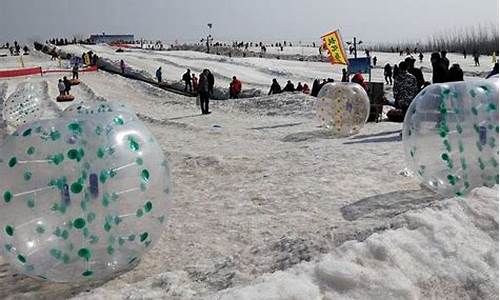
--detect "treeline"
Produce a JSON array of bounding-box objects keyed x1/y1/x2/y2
[{"x1": 371, "y1": 25, "x2": 499, "y2": 55}]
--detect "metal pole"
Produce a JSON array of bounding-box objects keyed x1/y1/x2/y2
[{"x1": 353, "y1": 37, "x2": 357, "y2": 59}]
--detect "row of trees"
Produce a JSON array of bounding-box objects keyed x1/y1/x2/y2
[{"x1": 371, "y1": 25, "x2": 499, "y2": 55}]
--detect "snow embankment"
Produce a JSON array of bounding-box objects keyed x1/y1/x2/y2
[
  {"x1": 211, "y1": 187, "x2": 498, "y2": 300},
  {"x1": 72, "y1": 187, "x2": 498, "y2": 300}
]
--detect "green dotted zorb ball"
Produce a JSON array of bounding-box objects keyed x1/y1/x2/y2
[
  {"x1": 0, "y1": 102, "x2": 171, "y2": 282},
  {"x1": 403, "y1": 79, "x2": 499, "y2": 197}
]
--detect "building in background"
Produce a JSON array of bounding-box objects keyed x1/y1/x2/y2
[{"x1": 89, "y1": 33, "x2": 135, "y2": 44}]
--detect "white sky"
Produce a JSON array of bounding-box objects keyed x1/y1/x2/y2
[{"x1": 0, "y1": 0, "x2": 498, "y2": 44}]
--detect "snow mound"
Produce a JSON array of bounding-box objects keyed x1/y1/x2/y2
[
  {"x1": 70, "y1": 187, "x2": 498, "y2": 300},
  {"x1": 210, "y1": 187, "x2": 498, "y2": 300}
]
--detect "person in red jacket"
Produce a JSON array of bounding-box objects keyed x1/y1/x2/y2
[
  {"x1": 191, "y1": 73, "x2": 198, "y2": 92},
  {"x1": 351, "y1": 72, "x2": 368, "y2": 91},
  {"x1": 302, "y1": 83, "x2": 310, "y2": 94},
  {"x1": 229, "y1": 76, "x2": 242, "y2": 99}
]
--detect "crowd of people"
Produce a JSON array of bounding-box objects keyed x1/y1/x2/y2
[
  {"x1": 104, "y1": 46, "x2": 499, "y2": 118},
  {"x1": 0, "y1": 41, "x2": 29, "y2": 56},
  {"x1": 387, "y1": 50, "x2": 468, "y2": 116}
]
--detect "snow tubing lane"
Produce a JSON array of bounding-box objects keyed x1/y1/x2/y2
[{"x1": 100, "y1": 67, "x2": 196, "y2": 97}]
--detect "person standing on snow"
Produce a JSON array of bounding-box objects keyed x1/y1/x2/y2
[
  {"x1": 229, "y1": 76, "x2": 242, "y2": 99},
  {"x1": 72, "y1": 64, "x2": 79, "y2": 80},
  {"x1": 63, "y1": 76, "x2": 71, "y2": 95},
  {"x1": 310, "y1": 79, "x2": 321, "y2": 96},
  {"x1": 405, "y1": 57, "x2": 425, "y2": 90},
  {"x1": 191, "y1": 73, "x2": 198, "y2": 92},
  {"x1": 431, "y1": 52, "x2": 448, "y2": 83},
  {"x1": 393, "y1": 61, "x2": 418, "y2": 113},
  {"x1": 182, "y1": 69, "x2": 192, "y2": 92},
  {"x1": 207, "y1": 70, "x2": 215, "y2": 98},
  {"x1": 58, "y1": 79, "x2": 66, "y2": 96},
  {"x1": 473, "y1": 51, "x2": 480, "y2": 67},
  {"x1": 418, "y1": 52, "x2": 424, "y2": 63},
  {"x1": 341, "y1": 69, "x2": 349, "y2": 82},
  {"x1": 198, "y1": 70, "x2": 211, "y2": 114},
  {"x1": 384, "y1": 64, "x2": 393, "y2": 85},
  {"x1": 156, "y1": 67, "x2": 162, "y2": 83},
  {"x1": 372, "y1": 56, "x2": 377, "y2": 66},
  {"x1": 120, "y1": 60, "x2": 126, "y2": 74},
  {"x1": 440, "y1": 50, "x2": 450, "y2": 69}
]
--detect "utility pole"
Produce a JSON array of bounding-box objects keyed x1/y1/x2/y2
[
  {"x1": 346, "y1": 37, "x2": 363, "y2": 58},
  {"x1": 206, "y1": 23, "x2": 213, "y2": 54}
]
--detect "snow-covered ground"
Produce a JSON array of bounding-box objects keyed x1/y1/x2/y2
[
  {"x1": 58, "y1": 44, "x2": 495, "y2": 93},
  {"x1": 0, "y1": 49, "x2": 498, "y2": 300}
]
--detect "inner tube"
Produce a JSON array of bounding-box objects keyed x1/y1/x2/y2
[
  {"x1": 57, "y1": 95, "x2": 75, "y2": 102},
  {"x1": 386, "y1": 109, "x2": 406, "y2": 123},
  {"x1": 69, "y1": 79, "x2": 81, "y2": 86}
]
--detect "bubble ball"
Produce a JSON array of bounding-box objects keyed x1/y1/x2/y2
[
  {"x1": 0, "y1": 101, "x2": 172, "y2": 282},
  {"x1": 403, "y1": 80, "x2": 499, "y2": 197},
  {"x1": 316, "y1": 82, "x2": 370, "y2": 137},
  {"x1": 3, "y1": 81, "x2": 45, "y2": 128}
]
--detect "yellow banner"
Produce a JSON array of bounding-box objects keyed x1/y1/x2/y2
[{"x1": 321, "y1": 30, "x2": 348, "y2": 65}]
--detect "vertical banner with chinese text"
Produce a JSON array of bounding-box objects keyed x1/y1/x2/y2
[{"x1": 321, "y1": 30, "x2": 348, "y2": 65}]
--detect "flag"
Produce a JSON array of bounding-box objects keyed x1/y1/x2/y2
[{"x1": 321, "y1": 30, "x2": 348, "y2": 65}]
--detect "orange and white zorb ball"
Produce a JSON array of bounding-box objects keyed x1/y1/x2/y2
[{"x1": 316, "y1": 82, "x2": 370, "y2": 137}]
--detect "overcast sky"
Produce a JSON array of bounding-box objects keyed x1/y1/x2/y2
[{"x1": 0, "y1": 0, "x2": 498, "y2": 44}]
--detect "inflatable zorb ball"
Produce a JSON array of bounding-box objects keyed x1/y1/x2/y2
[
  {"x1": 0, "y1": 102, "x2": 171, "y2": 282},
  {"x1": 403, "y1": 80, "x2": 499, "y2": 196},
  {"x1": 316, "y1": 82, "x2": 370, "y2": 137},
  {"x1": 3, "y1": 81, "x2": 45, "y2": 128}
]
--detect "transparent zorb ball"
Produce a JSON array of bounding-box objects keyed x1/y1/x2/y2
[
  {"x1": 3, "y1": 80, "x2": 45, "y2": 128},
  {"x1": 403, "y1": 80, "x2": 499, "y2": 196},
  {"x1": 0, "y1": 101, "x2": 171, "y2": 282},
  {"x1": 316, "y1": 82, "x2": 370, "y2": 137}
]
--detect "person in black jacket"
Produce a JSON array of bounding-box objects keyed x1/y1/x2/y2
[
  {"x1": 384, "y1": 64, "x2": 393, "y2": 85},
  {"x1": 447, "y1": 64, "x2": 464, "y2": 82},
  {"x1": 405, "y1": 57, "x2": 425, "y2": 90},
  {"x1": 341, "y1": 69, "x2": 349, "y2": 82},
  {"x1": 440, "y1": 50, "x2": 450, "y2": 69},
  {"x1": 310, "y1": 79, "x2": 321, "y2": 97},
  {"x1": 63, "y1": 76, "x2": 71, "y2": 95},
  {"x1": 282, "y1": 80, "x2": 295, "y2": 92},
  {"x1": 182, "y1": 69, "x2": 192, "y2": 92},
  {"x1": 206, "y1": 69, "x2": 215, "y2": 97},
  {"x1": 431, "y1": 52, "x2": 448, "y2": 83},
  {"x1": 268, "y1": 79, "x2": 281, "y2": 95},
  {"x1": 198, "y1": 70, "x2": 211, "y2": 114}
]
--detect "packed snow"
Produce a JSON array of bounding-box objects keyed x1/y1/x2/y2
[
  {"x1": 58, "y1": 44, "x2": 496, "y2": 93},
  {"x1": 0, "y1": 48, "x2": 497, "y2": 300}
]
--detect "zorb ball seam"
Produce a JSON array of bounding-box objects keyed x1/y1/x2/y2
[
  {"x1": 0, "y1": 102, "x2": 171, "y2": 282},
  {"x1": 316, "y1": 83, "x2": 370, "y2": 137},
  {"x1": 403, "y1": 80, "x2": 499, "y2": 197}
]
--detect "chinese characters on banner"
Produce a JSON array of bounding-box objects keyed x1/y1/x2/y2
[{"x1": 321, "y1": 30, "x2": 348, "y2": 65}]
